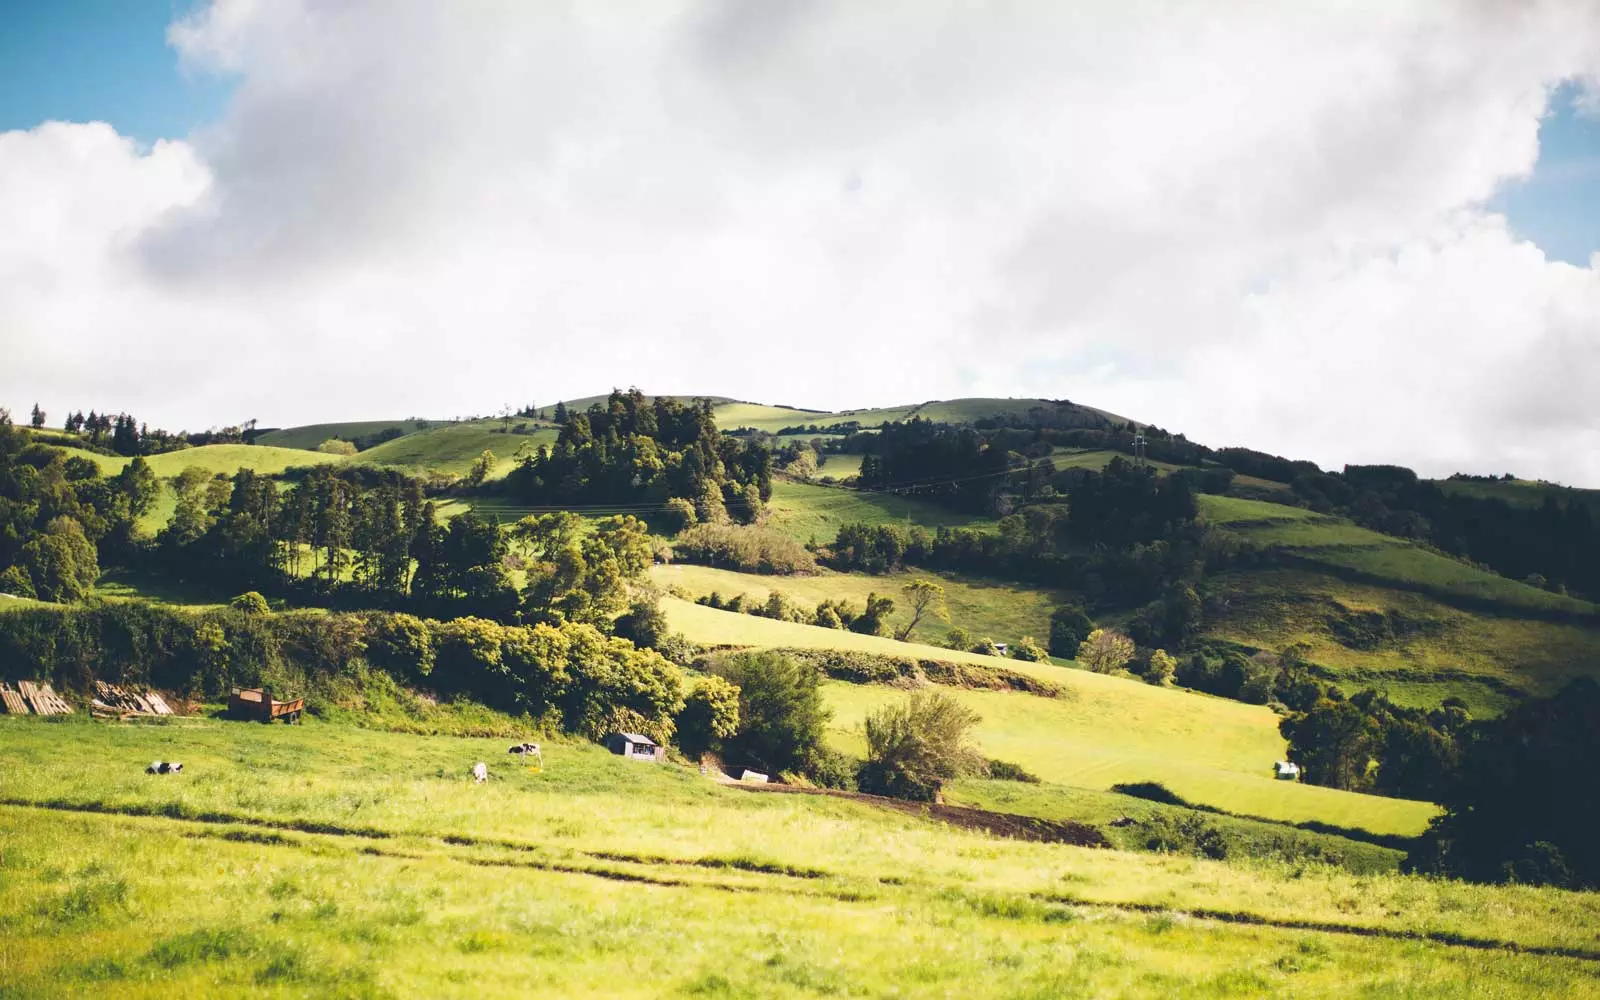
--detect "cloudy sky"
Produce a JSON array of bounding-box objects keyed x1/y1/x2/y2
[{"x1": 3, "y1": 1, "x2": 1600, "y2": 484}]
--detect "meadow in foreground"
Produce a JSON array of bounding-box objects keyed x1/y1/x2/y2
[{"x1": 3, "y1": 716, "x2": 1598, "y2": 998}]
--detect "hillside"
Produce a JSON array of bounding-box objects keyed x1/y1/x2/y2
[{"x1": 253, "y1": 418, "x2": 424, "y2": 451}]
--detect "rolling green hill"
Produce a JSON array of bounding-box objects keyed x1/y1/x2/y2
[
  {"x1": 355, "y1": 421, "x2": 558, "y2": 478},
  {"x1": 253, "y1": 419, "x2": 425, "y2": 451}
]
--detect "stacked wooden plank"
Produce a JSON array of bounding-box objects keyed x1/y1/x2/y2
[
  {"x1": 17, "y1": 681, "x2": 73, "y2": 715},
  {"x1": 0, "y1": 683, "x2": 28, "y2": 715},
  {"x1": 92, "y1": 682, "x2": 176, "y2": 717}
]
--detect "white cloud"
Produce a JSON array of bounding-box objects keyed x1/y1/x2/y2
[{"x1": 3, "y1": 0, "x2": 1600, "y2": 482}]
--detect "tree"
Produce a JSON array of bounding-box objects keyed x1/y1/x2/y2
[
  {"x1": 850, "y1": 592, "x2": 895, "y2": 637},
  {"x1": 29, "y1": 403, "x2": 44, "y2": 429},
  {"x1": 614, "y1": 595, "x2": 669, "y2": 649},
  {"x1": 706, "y1": 651, "x2": 829, "y2": 774},
  {"x1": 317, "y1": 438, "x2": 358, "y2": 457},
  {"x1": 662, "y1": 497, "x2": 697, "y2": 534},
  {"x1": 1279, "y1": 699, "x2": 1379, "y2": 791},
  {"x1": 1011, "y1": 636, "x2": 1048, "y2": 662},
  {"x1": 943, "y1": 626, "x2": 972, "y2": 651},
  {"x1": 676, "y1": 675, "x2": 741, "y2": 757},
  {"x1": 894, "y1": 579, "x2": 948, "y2": 641},
  {"x1": 19, "y1": 516, "x2": 99, "y2": 603},
  {"x1": 857, "y1": 691, "x2": 984, "y2": 801},
  {"x1": 1147, "y1": 648, "x2": 1177, "y2": 686},
  {"x1": 1076, "y1": 629, "x2": 1135, "y2": 673},
  {"x1": 1409, "y1": 679, "x2": 1600, "y2": 887},
  {"x1": 466, "y1": 449, "x2": 496, "y2": 487},
  {"x1": 1048, "y1": 605, "x2": 1094, "y2": 658}
]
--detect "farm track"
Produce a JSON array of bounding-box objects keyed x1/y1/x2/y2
[{"x1": 7, "y1": 798, "x2": 1597, "y2": 963}]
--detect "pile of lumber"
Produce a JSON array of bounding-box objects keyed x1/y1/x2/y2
[
  {"x1": 0, "y1": 681, "x2": 74, "y2": 715},
  {"x1": 91, "y1": 682, "x2": 175, "y2": 718}
]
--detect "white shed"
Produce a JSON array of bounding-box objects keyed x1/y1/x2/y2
[{"x1": 1273, "y1": 761, "x2": 1300, "y2": 781}]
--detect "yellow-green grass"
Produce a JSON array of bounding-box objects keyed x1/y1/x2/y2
[
  {"x1": 61, "y1": 444, "x2": 346, "y2": 479},
  {"x1": 253, "y1": 419, "x2": 426, "y2": 451},
  {"x1": 1202, "y1": 568, "x2": 1600, "y2": 704},
  {"x1": 1434, "y1": 476, "x2": 1600, "y2": 511},
  {"x1": 711, "y1": 401, "x2": 832, "y2": 430},
  {"x1": 356, "y1": 422, "x2": 557, "y2": 478},
  {"x1": 822, "y1": 683, "x2": 1435, "y2": 837},
  {"x1": 765, "y1": 478, "x2": 995, "y2": 544},
  {"x1": 37, "y1": 444, "x2": 128, "y2": 475},
  {"x1": 1049, "y1": 448, "x2": 1191, "y2": 474},
  {"x1": 651, "y1": 563, "x2": 1064, "y2": 647},
  {"x1": 2, "y1": 717, "x2": 1595, "y2": 999},
  {"x1": 1199, "y1": 496, "x2": 1597, "y2": 616},
  {"x1": 662, "y1": 598, "x2": 1434, "y2": 835},
  {"x1": 812, "y1": 451, "x2": 864, "y2": 479}
]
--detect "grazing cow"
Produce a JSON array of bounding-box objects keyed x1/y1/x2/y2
[
  {"x1": 507, "y1": 742, "x2": 543, "y2": 766},
  {"x1": 145, "y1": 761, "x2": 183, "y2": 774},
  {"x1": 472, "y1": 761, "x2": 488, "y2": 783}
]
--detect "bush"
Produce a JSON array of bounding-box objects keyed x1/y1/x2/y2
[
  {"x1": 0, "y1": 564, "x2": 36, "y2": 599},
  {"x1": 366, "y1": 612, "x2": 435, "y2": 679},
  {"x1": 857, "y1": 691, "x2": 985, "y2": 801},
  {"x1": 802, "y1": 746, "x2": 860, "y2": 791},
  {"x1": 613, "y1": 596, "x2": 669, "y2": 649},
  {"x1": 970, "y1": 638, "x2": 1000, "y2": 656},
  {"x1": 676, "y1": 675, "x2": 741, "y2": 757},
  {"x1": 230, "y1": 592, "x2": 270, "y2": 615},
  {"x1": 987, "y1": 759, "x2": 1041, "y2": 783},
  {"x1": 1011, "y1": 636, "x2": 1047, "y2": 662},
  {"x1": 317, "y1": 438, "x2": 358, "y2": 456},
  {"x1": 703, "y1": 650, "x2": 829, "y2": 774},
  {"x1": 662, "y1": 497, "x2": 697, "y2": 534},
  {"x1": 671, "y1": 523, "x2": 817, "y2": 574},
  {"x1": 1146, "y1": 648, "x2": 1177, "y2": 686},
  {"x1": 1134, "y1": 814, "x2": 1230, "y2": 860},
  {"x1": 943, "y1": 626, "x2": 972, "y2": 651}
]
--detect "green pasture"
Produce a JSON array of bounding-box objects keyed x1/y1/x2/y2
[
  {"x1": 1199, "y1": 496, "x2": 1597, "y2": 616},
  {"x1": 662, "y1": 599, "x2": 1433, "y2": 835},
  {"x1": 1434, "y1": 476, "x2": 1600, "y2": 512},
  {"x1": 2, "y1": 717, "x2": 1595, "y2": 998},
  {"x1": 356, "y1": 422, "x2": 558, "y2": 478},
  {"x1": 651, "y1": 563, "x2": 1063, "y2": 648},
  {"x1": 1202, "y1": 568, "x2": 1600, "y2": 704},
  {"x1": 764, "y1": 478, "x2": 995, "y2": 543},
  {"x1": 822, "y1": 683, "x2": 1435, "y2": 837},
  {"x1": 254, "y1": 419, "x2": 425, "y2": 452}
]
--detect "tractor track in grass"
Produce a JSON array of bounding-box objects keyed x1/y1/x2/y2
[{"x1": 6, "y1": 798, "x2": 1598, "y2": 963}]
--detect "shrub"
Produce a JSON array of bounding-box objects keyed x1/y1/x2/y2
[
  {"x1": 987, "y1": 759, "x2": 1041, "y2": 783},
  {"x1": 0, "y1": 564, "x2": 36, "y2": 598},
  {"x1": 802, "y1": 746, "x2": 860, "y2": 791},
  {"x1": 970, "y1": 638, "x2": 1000, "y2": 656},
  {"x1": 613, "y1": 596, "x2": 669, "y2": 649},
  {"x1": 366, "y1": 612, "x2": 435, "y2": 679},
  {"x1": 849, "y1": 593, "x2": 894, "y2": 637},
  {"x1": 1146, "y1": 648, "x2": 1177, "y2": 686},
  {"x1": 671, "y1": 523, "x2": 817, "y2": 574},
  {"x1": 703, "y1": 650, "x2": 829, "y2": 774},
  {"x1": 1011, "y1": 636, "x2": 1047, "y2": 662},
  {"x1": 662, "y1": 497, "x2": 697, "y2": 534},
  {"x1": 317, "y1": 438, "x2": 358, "y2": 456},
  {"x1": 1134, "y1": 814, "x2": 1230, "y2": 860},
  {"x1": 857, "y1": 691, "x2": 985, "y2": 801},
  {"x1": 230, "y1": 591, "x2": 270, "y2": 615},
  {"x1": 943, "y1": 626, "x2": 972, "y2": 651}
]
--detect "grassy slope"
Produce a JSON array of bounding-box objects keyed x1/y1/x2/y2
[
  {"x1": 254, "y1": 419, "x2": 423, "y2": 451},
  {"x1": 3, "y1": 718, "x2": 1593, "y2": 998},
  {"x1": 1200, "y1": 494, "x2": 1597, "y2": 616},
  {"x1": 356, "y1": 422, "x2": 559, "y2": 478},
  {"x1": 662, "y1": 599, "x2": 1435, "y2": 835},
  {"x1": 651, "y1": 563, "x2": 1063, "y2": 647},
  {"x1": 52, "y1": 444, "x2": 347, "y2": 479},
  {"x1": 764, "y1": 478, "x2": 994, "y2": 543},
  {"x1": 1434, "y1": 477, "x2": 1600, "y2": 511}
]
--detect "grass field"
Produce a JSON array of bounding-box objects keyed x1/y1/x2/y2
[
  {"x1": 651, "y1": 563, "x2": 1064, "y2": 648},
  {"x1": 2, "y1": 716, "x2": 1595, "y2": 998},
  {"x1": 1434, "y1": 476, "x2": 1600, "y2": 512},
  {"x1": 254, "y1": 419, "x2": 425, "y2": 452},
  {"x1": 662, "y1": 599, "x2": 1434, "y2": 835},
  {"x1": 355, "y1": 422, "x2": 557, "y2": 478},
  {"x1": 764, "y1": 478, "x2": 995, "y2": 543},
  {"x1": 1198, "y1": 495, "x2": 1597, "y2": 617},
  {"x1": 48, "y1": 444, "x2": 348, "y2": 480}
]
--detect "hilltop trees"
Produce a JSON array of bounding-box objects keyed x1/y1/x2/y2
[
  {"x1": 503, "y1": 389, "x2": 770, "y2": 513},
  {"x1": 29, "y1": 404, "x2": 44, "y2": 429}
]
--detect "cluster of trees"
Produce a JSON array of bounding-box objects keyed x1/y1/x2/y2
[
  {"x1": 54, "y1": 408, "x2": 251, "y2": 456},
  {"x1": 829, "y1": 460, "x2": 1207, "y2": 612},
  {"x1": 151, "y1": 464, "x2": 652, "y2": 624},
  {"x1": 694, "y1": 588, "x2": 897, "y2": 637},
  {"x1": 502, "y1": 389, "x2": 771, "y2": 516},
  {"x1": 1278, "y1": 687, "x2": 1470, "y2": 800},
  {"x1": 856, "y1": 420, "x2": 1014, "y2": 512},
  {"x1": 0, "y1": 414, "x2": 159, "y2": 601},
  {"x1": 0, "y1": 601, "x2": 692, "y2": 745}
]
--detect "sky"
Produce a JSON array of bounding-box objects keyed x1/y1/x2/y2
[{"x1": 2, "y1": 2, "x2": 1600, "y2": 486}]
